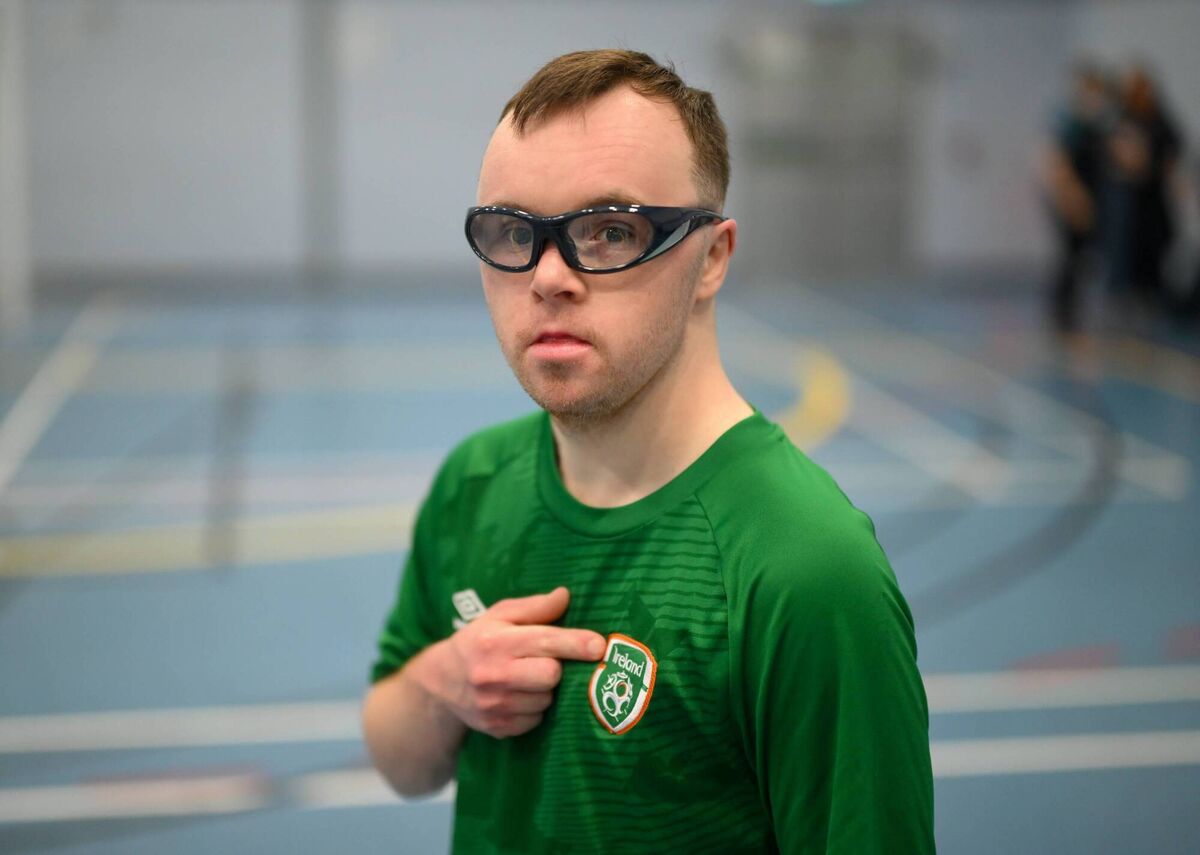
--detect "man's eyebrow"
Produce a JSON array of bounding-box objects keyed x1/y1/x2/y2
[{"x1": 481, "y1": 193, "x2": 646, "y2": 214}]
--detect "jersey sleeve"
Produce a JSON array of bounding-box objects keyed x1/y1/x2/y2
[
  {"x1": 368, "y1": 415, "x2": 542, "y2": 685},
  {"x1": 727, "y1": 516, "x2": 935, "y2": 853},
  {"x1": 369, "y1": 488, "x2": 442, "y2": 684}
]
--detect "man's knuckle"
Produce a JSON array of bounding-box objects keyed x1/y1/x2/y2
[
  {"x1": 477, "y1": 692, "x2": 505, "y2": 714},
  {"x1": 472, "y1": 631, "x2": 498, "y2": 656},
  {"x1": 467, "y1": 661, "x2": 498, "y2": 688}
]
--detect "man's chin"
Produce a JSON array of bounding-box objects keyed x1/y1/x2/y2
[{"x1": 524, "y1": 382, "x2": 616, "y2": 423}]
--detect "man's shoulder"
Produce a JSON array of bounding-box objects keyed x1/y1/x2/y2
[
  {"x1": 429, "y1": 411, "x2": 544, "y2": 499},
  {"x1": 699, "y1": 418, "x2": 892, "y2": 599},
  {"x1": 700, "y1": 418, "x2": 865, "y2": 533}
]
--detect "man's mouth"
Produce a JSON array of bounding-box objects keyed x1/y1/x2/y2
[
  {"x1": 533, "y1": 331, "x2": 590, "y2": 345},
  {"x1": 528, "y1": 330, "x2": 593, "y2": 358}
]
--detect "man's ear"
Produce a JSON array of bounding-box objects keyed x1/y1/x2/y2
[{"x1": 694, "y1": 218, "x2": 737, "y2": 302}]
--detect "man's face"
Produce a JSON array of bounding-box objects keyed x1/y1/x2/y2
[{"x1": 475, "y1": 87, "x2": 716, "y2": 423}]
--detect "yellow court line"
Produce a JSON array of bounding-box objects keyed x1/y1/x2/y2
[
  {"x1": 0, "y1": 503, "x2": 415, "y2": 578},
  {"x1": 772, "y1": 346, "x2": 851, "y2": 451},
  {"x1": 2, "y1": 334, "x2": 853, "y2": 578},
  {"x1": 725, "y1": 308, "x2": 1015, "y2": 498}
]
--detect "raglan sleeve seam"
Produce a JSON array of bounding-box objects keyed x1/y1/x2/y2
[{"x1": 693, "y1": 491, "x2": 756, "y2": 776}]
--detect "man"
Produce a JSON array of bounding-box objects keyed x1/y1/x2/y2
[
  {"x1": 1106, "y1": 64, "x2": 1183, "y2": 312},
  {"x1": 1040, "y1": 61, "x2": 1111, "y2": 331},
  {"x1": 364, "y1": 49, "x2": 934, "y2": 853}
]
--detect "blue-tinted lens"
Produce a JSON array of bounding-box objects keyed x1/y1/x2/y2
[
  {"x1": 470, "y1": 213, "x2": 537, "y2": 268},
  {"x1": 565, "y1": 212, "x2": 654, "y2": 269}
]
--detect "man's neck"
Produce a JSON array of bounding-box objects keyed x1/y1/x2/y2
[{"x1": 549, "y1": 338, "x2": 753, "y2": 509}]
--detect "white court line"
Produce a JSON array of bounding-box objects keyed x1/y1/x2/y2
[
  {"x1": 931, "y1": 730, "x2": 1200, "y2": 778},
  {"x1": 722, "y1": 311, "x2": 1013, "y2": 502},
  {"x1": 725, "y1": 296, "x2": 1193, "y2": 501},
  {"x1": 0, "y1": 775, "x2": 453, "y2": 824},
  {"x1": 0, "y1": 774, "x2": 270, "y2": 823},
  {"x1": 2, "y1": 730, "x2": 1198, "y2": 824},
  {"x1": 0, "y1": 472, "x2": 433, "y2": 509},
  {"x1": 0, "y1": 454, "x2": 1182, "y2": 515},
  {"x1": 1, "y1": 667, "x2": 1197, "y2": 755},
  {"x1": 52, "y1": 341, "x2": 514, "y2": 395},
  {"x1": 291, "y1": 773, "x2": 455, "y2": 810},
  {"x1": 12, "y1": 448, "x2": 447, "y2": 479},
  {"x1": 924, "y1": 666, "x2": 1200, "y2": 713},
  {"x1": 820, "y1": 314, "x2": 1192, "y2": 499},
  {"x1": 0, "y1": 293, "x2": 120, "y2": 497},
  {"x1": 0, "y1": 701, "x2": 362, "y2": 753}
]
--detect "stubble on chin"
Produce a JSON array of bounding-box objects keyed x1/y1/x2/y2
[
  {"x1": 494, "y1": 249, "x2": 705, "y2": 426},
  {"x1": 511, "y1": 309, "x2": 689, "y2": 427},
  {"x1": 511, "y1": 348, "x2": 620, "y2": 424}
]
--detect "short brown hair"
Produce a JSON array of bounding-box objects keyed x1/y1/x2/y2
[{"x1": 500, "y1": 49, "x2": 730, "y2": 210}]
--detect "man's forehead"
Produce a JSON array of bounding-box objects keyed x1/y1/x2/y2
[{"x1": 477, "y1": 87, "x2": 697, "y2": 210}]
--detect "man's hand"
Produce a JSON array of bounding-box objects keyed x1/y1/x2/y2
[{"x1": 409, "y1": 586, "x2": 605, "y2": 739}]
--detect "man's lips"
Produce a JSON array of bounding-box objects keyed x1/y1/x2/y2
[
  {"x1": 532, "y1": 331, "x2": 590, "y2": 345},
  {"x1": 528, "y1": 330, "x2": 593, "y2": 358}
]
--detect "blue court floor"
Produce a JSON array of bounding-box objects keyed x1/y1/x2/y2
[{"x1": 0, "y1": 273, "x2": 1197, "y2": 853}]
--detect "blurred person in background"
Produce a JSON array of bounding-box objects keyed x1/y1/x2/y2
[
  {"x1": 1040, "y1": 60, "x2": 1112, "y2": 332},
  {"x1": 1175, "y1": 148, "x2": 1200, "y2": 321},
  {"x1": 1104, "y1": 63, "x2": 1184, "y2": 319}
]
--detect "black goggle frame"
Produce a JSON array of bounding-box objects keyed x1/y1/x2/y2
[{"x1": 465, "y1": 204, "x2": 725, "y2": 274}]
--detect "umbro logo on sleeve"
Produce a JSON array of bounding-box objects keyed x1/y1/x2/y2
[{"x1": 451, "y1": 589, "x2": 487, "y2": 630}]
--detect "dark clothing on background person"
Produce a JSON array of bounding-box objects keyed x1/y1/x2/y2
[
  {"x1": 1059, "y1": 107, "x2": 1108, "y2": 195},
  {"x1": 1047, "y1": 104, "x2": 1108, "y2": 330},
  {"x1": 1105, "y1": 109, "x2": 1182, "y2": 304}
]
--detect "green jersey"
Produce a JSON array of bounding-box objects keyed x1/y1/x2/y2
[{"x1": 372, "y1": 411, "x2": 934, "y2": 853}]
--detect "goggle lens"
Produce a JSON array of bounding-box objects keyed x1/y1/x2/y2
[
  {"x1": 468, "y1": 213, "x2": 538, "y2": 269},
  {"x1": 565, "y1": 212, "x2": 655, "y2": 269},
  {"x1": 468, "y1": 210, "x2": 657, "y2": 272}
]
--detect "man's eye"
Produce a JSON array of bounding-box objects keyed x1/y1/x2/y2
[
  {"x1": 600, "y1": 225, "x2": 634, "y2": 244},
  {"x1": 506, "y1": 227, "x2": 534, "y2": 247}
]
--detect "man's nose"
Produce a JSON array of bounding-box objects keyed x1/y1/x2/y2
[{"x1": 529, "y1": 240, "x2": 586, "y2": 302}]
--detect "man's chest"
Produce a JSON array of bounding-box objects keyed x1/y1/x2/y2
[
  {"x1": 445, "y1": 515, "x2": 767, "y2": 844},
  {"x1": 431, "y1": 510, "x2": 738, "y2": 746}
]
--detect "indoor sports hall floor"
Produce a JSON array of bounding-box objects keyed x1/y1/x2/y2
[{"x1": 1, "y1": 273, "x2": 1197, "y2": 854}]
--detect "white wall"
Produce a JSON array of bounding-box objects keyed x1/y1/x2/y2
[
  {"x1": 24, "y1": 0, "x2": 733, "y2": 273},
  {"x1": 19, "y1": 0, "x2": 1198, "y2": 277},
  {"x1": 27, "y1": 0, "x2": 301, "y2": 268},
  {"x1": 909, "y1": 1, "x2": 1072, "y2": 269},
  {"x1": 339, "y1": 0, "x2": 735, "y2": 269},
  {"x1": 1, "y1": 0, "x2": 32, "y2": 331}
]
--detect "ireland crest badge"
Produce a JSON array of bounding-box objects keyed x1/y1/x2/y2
[{"x1": 588, "y1": 633, "x2": 657, "y2": 735}]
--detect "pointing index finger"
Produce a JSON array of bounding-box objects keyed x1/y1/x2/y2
[{"x1": 515, "y1": 626, "x2": 606, "y2": 661}]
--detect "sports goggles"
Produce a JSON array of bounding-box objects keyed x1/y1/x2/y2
[{"x1": 465, "y1": 204, "x2": 725, "y2": 274}]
